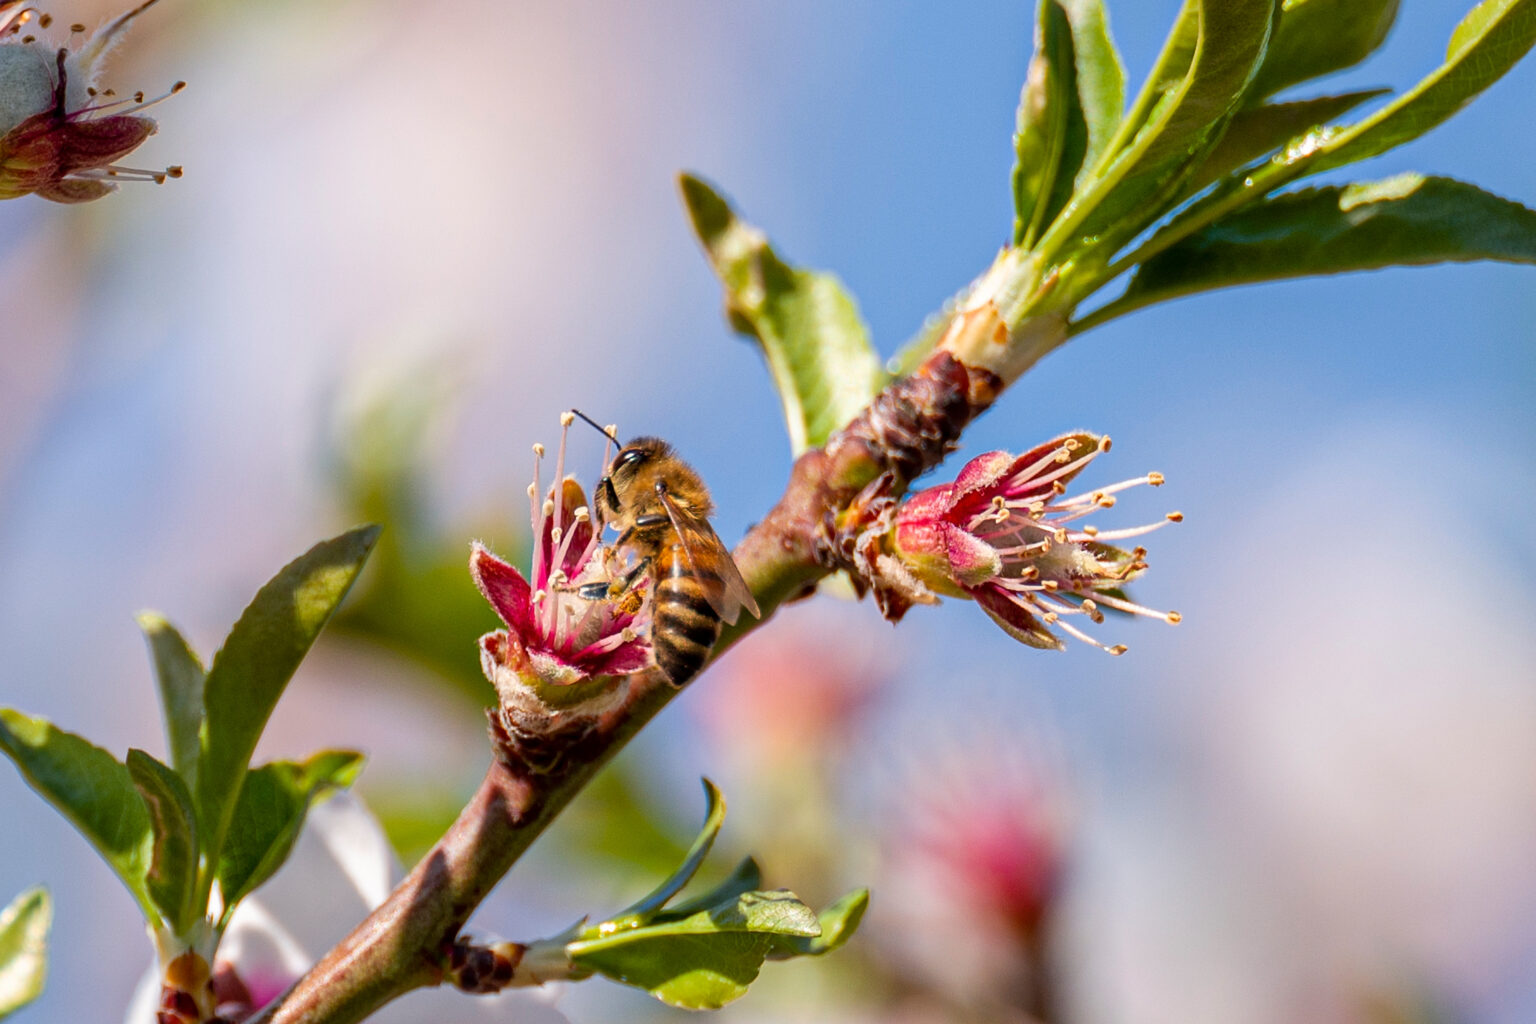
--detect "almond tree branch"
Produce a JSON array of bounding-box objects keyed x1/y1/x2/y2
[{"x1": 253, "y1": 347, "x2": 1007, "y2": 1024}]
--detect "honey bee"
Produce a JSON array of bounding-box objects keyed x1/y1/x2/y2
[{"x1": 572, "y1": 412, "x2": 760, "y2": 685}]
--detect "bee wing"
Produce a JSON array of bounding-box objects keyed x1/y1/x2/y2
[{"x1": 657, "y1": 490, "x2": 761, "y2": 625}]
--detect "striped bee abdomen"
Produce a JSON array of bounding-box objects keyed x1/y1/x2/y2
[{"x1": 650, "y1": 548, "x2": 723, "y2": 686}]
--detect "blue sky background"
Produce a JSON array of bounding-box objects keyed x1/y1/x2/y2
[{"x1": 1, "y1": 1, "x2": 1533, "y2": 1021}]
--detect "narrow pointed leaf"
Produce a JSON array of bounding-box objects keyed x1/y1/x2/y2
[
  {"x1": 0, "y1": 711, "x2": 153, "y2": 916},
  {"x1": 196, "y1": 526, "x2": 378, "y2": 871},
  {"x1": 216, "y1": 750, "x2": 364, "y2": 923},
  {"x1": 1012, "y1": 2, "x2": 1075, "y2": 248},
  {"x1": 769, "y1": 888, "x2": 869, "y2": 958},
  {"x1": 1249, "y1": 0, "x2": 1400, "y2": 100},
  {"x1": 1014, "y1": 0, "x2": 1127, "y2": 248},
  {"x1": 135, "y1": 612, "x2": 205, "y2": 790},
  {"x1": 126, "y1": 750, "x2": 199, "y2": 935},
  {"x1": 1116, "y1": 175, "x2": 1536, "y2": 309},
  {"x1": 680, "y1": 175, "x2": 883, "y2": 454},
  {"x1": 616, "y1": 778, "x2": 725, "y2": 921},
  {"x1": 1060, "y1": 0, "x2": 1126, "y2": 181},
  {"x1": 1049, "y1": 0, "x2": 1276, "y2": 258},
  {"x1": 570, "y1": 891, "x2": 820, "y2": 1011},
  {"x1": 1186, "y1": 89, "x2": 1388, "y2": 194},
  {"x1": 659, "y1": 857, "x2": 763, "y2": 921},
  {"x1": 0, "y1": 888, "x2": 49, "y2": 1020},
  {"x1": 1303, "y1": 0, "x2": 1536, "y2": 179},
  {"x1": 1172, "y1": 0, "x2": 1536, "y2": 240}
]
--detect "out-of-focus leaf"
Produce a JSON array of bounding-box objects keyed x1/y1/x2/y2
[
  {"x1": 570, "y1": 890, "x2": 820, "y2": 1010},
  {"x1": 196, "y1": 526, "x2": 378, "y2": 871},
  {"x1": 135, "y1": 613, "x2": 205, "y2": 789},
  {"x1": 1013, "y1": 0, "x2": 1127, "y2": 249},
  {"x1": 680, "y1": 174, "x2": 883, "y2": 455},
  {"x1": 1114, "y1": 174, "x2": 1536, "y2": 308},
  {"x1": 1249, "y1": 0, "x2": 1400, "y2": 100},
  {"x1": 769, "y1": 888, "x2": 869, "y2": 958},
  {"x1": 1053, "y1": 0, "x2": 1275, "y2": 256},
  {"x1": 614, "y1": 779, "x2": 725, "y2": 921},
  {"x1": 0, "y1": 711, "x2": 153, "y2": 916},
  {"x1": 126, "y1": 750, "x2": 200, "y2": 935},
  {"x1": 0, "y1": 888, "x2": 49, "y2": 1020},
  {"x1": 216, "y1": 750, "x2": 364, "y2": 924},
  {"x1": 326, "y1": 378, "x2": 502, "y2": 706},
  {"x1": 1186, "y1": 89, "x2": 1388, "y2": 193}
]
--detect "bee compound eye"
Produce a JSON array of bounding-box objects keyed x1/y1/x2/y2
[{"x1": 616, "y1": 448, "x2": 646, "y2": 470}]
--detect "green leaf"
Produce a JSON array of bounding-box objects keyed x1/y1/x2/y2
[
  {"x1": 1012, "y1": 0, "x2": 1127, "y2": 249},
  {"x1": 769, "y1": 888, "x2": 869, "y2": 958},
  {"x1": 659, "y1": 857, "x2": 763, "y2": 921},
  {"x1": 1012, "y1": 2, "x2": 1076, "y2": 248},
  {"x1": 1249, "y1": 0, "x2": 1400, "y2": 100},
  {"x1": 1185, "y1": 89, "x2": 1388, "y2": 194},
  {"x1": 570, "y1": 890, "x2": 820, "y2": 1010},
  {"x1": 125, "y1": 750, "x2": 200, "y2": 935},
  {"x1": 1060, "y1": 0, "x2": 1127, "y2": 184},
  {"x1": 1112, "y1": 174, "x2": 1536, "y2": 310},
  {"x1": 0, "y1": 888, "x2": 49, "y2": 1020},
  {"x1": 135, "y1": 613, "x2": 205, "y2": 791},
  {"x1": 1171, "y1": 0, "x2": 1536, "y2": 237},
  {"x1": 0, "y1": 711, "x2": 153, "y2": 916},
  {"x1": 1304, "y1": 0, "x2": 1536, "y2": 179},
  {"x1": 216, "y1": 750, "x2": 364, "y2": 924},
  {"x1": 679, "y1": 174, "x2": 884, "y2": 455},
  {"x1": 1048, "y1": 0, "x2": 1276, "y2": 259},
  {"x1": 196, "y1": 526, "x2": 378, "y2": 875},
  {"x1": 615, "y1": 778, "x2": 725, "y2": 922}
]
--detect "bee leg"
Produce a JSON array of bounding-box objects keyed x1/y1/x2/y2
[{"x1": 614, "y1": 515, "x2": 669, "y2": 548}]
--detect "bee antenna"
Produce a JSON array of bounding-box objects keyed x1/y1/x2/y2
[{"x1": 569, "y1": 409, "x2": 620, "y2": 444}]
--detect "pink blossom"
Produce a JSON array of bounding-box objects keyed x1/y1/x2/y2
[
  {"x1": 0, "y1": 0, "x2": 181, "y2": 203},
  {"x1": 472, "y1": 417, "x2": 649, "y2": 692},
  {"x1": 860, "y1": 432, "x2": 1181, "y2": 654}
]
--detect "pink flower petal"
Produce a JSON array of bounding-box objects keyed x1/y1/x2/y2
[
  {"x1": 580, "y1": 642, "x2": 652, "y2": 677},
  {"x1": 55, "y1": 115, "x2": 156, "y2": 173},
  {"x1": 940, "y1": 522, "x2": 1002, "y2": 586},
  {"x1": 897, "y1": 483, "x2": 959, "y2": 525},
  {"x1": 974, "y1": 586, "x2": 1064, "y2": 650},
  {"x1": 470, "y1": 543, "x2": 534, "y2": 634},
  {"x1": 951, "y1": 450, "x2": 1016, "y2": 500}
]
